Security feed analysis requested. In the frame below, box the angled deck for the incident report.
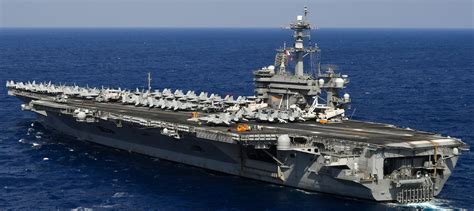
[66,98,455,148]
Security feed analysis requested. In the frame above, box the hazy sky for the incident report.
[0,0,472,28]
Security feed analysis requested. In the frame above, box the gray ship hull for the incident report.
[37,110,378,201]
[8,89,467,203]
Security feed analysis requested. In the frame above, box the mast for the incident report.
[290,6,312,77]
[147,72,152,92]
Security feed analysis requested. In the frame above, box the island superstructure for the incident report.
[6,7,468,203]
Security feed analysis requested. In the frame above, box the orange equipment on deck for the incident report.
[236,124,251,132]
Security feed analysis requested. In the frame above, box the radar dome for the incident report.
[277,134,291,150]
[318,79,325,87]
[77,112,86,121]
[453,147,459,156]
[344,93,350,101]
[335,78,345,88]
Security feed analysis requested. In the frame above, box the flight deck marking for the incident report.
[261,125,368,140]
[296,123,413,137]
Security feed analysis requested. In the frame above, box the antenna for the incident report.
[317,44,321,76]
[304,6,308,19]
[147,72,152,91]
[350,108,357,119]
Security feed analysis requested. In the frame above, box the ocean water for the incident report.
[0,28,472,210]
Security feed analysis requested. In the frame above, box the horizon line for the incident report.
[1,26,473,30]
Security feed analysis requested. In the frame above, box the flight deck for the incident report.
[13,88,460,149]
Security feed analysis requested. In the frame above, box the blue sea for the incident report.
[0,28,473,210]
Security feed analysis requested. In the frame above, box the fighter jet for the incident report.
[152,89,162,98]
[79,88,100,99]
[198,113,232,126]
[198,92,209,102]
[225,104,240,112]
[147,96,155,107]
[230,108,248,122]
[174,90,185,99]
[183,90,198,102]
[256,110,269,122]
[6,81,13,88]
[240,107,256,119]
[162,88,174,99]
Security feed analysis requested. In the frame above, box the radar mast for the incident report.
[287,6,318,77]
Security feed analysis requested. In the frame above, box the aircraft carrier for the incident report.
[6,7,468,203]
